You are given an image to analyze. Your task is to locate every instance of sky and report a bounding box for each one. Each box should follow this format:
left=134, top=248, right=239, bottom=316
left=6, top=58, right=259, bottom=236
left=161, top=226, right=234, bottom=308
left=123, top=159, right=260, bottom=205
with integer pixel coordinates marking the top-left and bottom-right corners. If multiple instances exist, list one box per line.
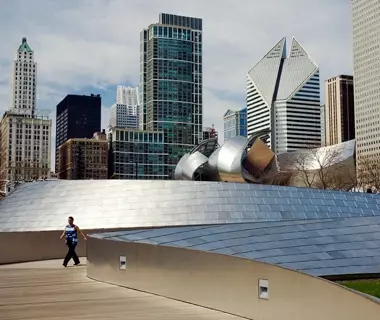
left=0, top=0, right=353, bottom=168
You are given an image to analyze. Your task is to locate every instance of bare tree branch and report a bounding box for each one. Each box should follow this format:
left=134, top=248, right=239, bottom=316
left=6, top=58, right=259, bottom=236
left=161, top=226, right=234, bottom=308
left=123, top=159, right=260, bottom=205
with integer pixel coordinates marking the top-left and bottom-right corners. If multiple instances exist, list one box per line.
left=277, top=145, right=356, bottom=191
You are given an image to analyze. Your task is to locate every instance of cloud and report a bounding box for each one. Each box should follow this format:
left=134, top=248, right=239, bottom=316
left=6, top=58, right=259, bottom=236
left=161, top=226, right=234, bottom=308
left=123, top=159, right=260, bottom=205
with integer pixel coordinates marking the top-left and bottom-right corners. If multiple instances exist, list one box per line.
left=0, top=0, right=353, bottom=166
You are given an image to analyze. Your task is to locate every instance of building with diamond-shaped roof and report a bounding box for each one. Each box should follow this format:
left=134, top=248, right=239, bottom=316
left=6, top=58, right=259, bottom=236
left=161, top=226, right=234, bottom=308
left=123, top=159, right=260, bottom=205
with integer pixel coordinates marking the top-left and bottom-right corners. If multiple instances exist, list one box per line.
left=247, top=37, right=320, bottom=153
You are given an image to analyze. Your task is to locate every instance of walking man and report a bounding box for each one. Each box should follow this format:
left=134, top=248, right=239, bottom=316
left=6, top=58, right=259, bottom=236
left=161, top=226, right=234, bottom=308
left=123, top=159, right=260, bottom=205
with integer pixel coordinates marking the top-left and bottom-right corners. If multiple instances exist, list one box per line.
left=60, top=216, right=87, bottom=267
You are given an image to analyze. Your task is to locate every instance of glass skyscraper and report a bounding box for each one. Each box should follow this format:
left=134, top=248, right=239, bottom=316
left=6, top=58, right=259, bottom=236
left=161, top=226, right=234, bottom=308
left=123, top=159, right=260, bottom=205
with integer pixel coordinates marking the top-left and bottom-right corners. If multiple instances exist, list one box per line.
left=140, top=13, right=203, bottom=178
left=108, top=128, right=167, bottom=180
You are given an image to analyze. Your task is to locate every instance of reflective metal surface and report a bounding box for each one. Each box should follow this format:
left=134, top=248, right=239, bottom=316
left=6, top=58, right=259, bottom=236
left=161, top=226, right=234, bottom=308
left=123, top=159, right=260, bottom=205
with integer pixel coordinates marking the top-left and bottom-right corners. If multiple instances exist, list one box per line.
left=100, top=216, right=380, bottom=277
left=0, top=180, right=379, bottom=232
left=278, top=139, right=356, bottom=171
left=174, top=153, right=189, bottom=180
left=175, top=136, right=355, bottom=184
left=87, top=234, right=380, bottom=320
left=181, top=151, right=208, bottom=180
left=189, top=138, right=219, bottom=158
left=175, top=139, right=219, bottom=181
left=218, top=136, right=247, bottom=182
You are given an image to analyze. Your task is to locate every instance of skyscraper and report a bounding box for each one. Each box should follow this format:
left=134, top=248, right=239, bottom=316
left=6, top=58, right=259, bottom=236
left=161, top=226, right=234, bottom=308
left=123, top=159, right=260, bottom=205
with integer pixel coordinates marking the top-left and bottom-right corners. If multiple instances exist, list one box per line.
left=55, top=94, right=101, bottom=172
left=320, top=105, right=326, bottom=147
left=352, top=0, right=380, bottom=163
left=246, top=37, right=321, bottom=153
left=11, top=37, right=37, bottom=116
left=108, top=128, right=167, bottom=180
left=0, top=38, right=51, bottom=193
left=223, top=108, right=247, bottom=141
left=140, top=13, right=203, bottom=178
left=110, top=86, right=139, bottom=129
left=109, top=104, right=139, bottom=129
left=117, top=85, right=139, bottom=105
left=324, top=75, right=355, bottom=146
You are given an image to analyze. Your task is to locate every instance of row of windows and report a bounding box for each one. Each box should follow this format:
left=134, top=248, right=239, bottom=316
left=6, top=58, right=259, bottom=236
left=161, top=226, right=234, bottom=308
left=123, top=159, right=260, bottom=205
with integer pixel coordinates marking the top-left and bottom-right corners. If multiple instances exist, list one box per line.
left=152, top=38, right=194, bottom=62
left=160, top=14, right=202, bottom=31
left=151, top=26, right=192, bottom=41
left=113, top=131, right=164, bottom=143
left=114, top=154, right=166, bottom=164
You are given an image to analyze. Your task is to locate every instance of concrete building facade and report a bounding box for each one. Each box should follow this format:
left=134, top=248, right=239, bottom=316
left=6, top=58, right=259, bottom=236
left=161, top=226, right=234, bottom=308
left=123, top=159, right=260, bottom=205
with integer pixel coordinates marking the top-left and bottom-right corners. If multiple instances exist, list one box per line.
left=58, top=131, right=108, bottom=180
left=0, top=112, right=51, bottom=186
left=0, top=38, right=51, bottom=194
left=140, top=13, right=203, bottom=178
left=109, top=104, right=139, bottom=129
left=116, top=85, right=139, bottom=105
left=10, top=37, right=36, bottom=116
left=321, top=105, right=325, bottom=146
left=352, top=0, right=380, bottom=163
left=325, top=75, right=355, bottom=146
left=110, top=86, right=140, bottom=129
left=247, top=37, right=321, bottom=153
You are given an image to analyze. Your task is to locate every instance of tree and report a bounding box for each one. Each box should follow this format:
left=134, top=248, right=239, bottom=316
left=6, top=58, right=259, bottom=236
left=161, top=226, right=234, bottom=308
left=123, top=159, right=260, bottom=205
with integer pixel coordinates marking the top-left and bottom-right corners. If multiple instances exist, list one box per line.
left=278, top=144, right=357, bottom=191
left=357, top=158, right=380, bottom=193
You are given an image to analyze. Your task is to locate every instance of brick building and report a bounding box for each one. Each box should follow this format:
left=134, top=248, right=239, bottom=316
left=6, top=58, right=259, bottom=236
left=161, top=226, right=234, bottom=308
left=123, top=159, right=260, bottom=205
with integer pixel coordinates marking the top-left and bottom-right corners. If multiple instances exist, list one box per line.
left=58, top=131, right=108, bottom=180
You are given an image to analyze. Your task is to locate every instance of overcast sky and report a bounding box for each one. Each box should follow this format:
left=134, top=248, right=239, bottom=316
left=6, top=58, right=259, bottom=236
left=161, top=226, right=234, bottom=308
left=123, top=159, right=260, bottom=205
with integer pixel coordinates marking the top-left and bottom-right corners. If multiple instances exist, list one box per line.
left=0, top=0, right=352, bottom=166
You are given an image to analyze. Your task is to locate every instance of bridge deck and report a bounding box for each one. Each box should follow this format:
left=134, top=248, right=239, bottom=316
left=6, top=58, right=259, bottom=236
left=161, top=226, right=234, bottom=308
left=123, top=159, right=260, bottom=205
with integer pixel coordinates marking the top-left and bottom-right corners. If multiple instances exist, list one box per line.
left=0, top=259, right=242, bottom=320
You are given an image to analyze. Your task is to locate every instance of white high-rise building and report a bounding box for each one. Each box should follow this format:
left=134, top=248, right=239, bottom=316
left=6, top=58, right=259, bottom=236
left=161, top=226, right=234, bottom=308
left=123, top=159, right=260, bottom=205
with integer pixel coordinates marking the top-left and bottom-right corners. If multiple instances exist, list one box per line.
left=321, top=105, right=326, bottom=146
left=109, top=104, right=139, bottom=129
left=0, top=38, right=51, bottom=194
left=11, top=37, right=37, bottom=116
left=246, top=37, right=321, bottom=153
left=116, top=86, right=139, bottom=105
left=110, top=86, right=140, bottom=129
left=352, top=0, right=380, bottom=163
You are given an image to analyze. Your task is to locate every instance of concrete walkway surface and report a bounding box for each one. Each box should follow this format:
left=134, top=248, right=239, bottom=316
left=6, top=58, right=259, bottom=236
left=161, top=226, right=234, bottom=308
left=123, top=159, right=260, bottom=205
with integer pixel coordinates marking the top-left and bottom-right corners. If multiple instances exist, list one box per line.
left=0, top=259, right=242, bottom=320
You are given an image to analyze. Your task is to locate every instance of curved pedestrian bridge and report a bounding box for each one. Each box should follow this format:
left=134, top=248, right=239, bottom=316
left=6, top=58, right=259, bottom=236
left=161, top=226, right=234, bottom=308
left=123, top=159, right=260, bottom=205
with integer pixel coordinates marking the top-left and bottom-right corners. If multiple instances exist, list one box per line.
left=0, top=259, right=242, bottom=320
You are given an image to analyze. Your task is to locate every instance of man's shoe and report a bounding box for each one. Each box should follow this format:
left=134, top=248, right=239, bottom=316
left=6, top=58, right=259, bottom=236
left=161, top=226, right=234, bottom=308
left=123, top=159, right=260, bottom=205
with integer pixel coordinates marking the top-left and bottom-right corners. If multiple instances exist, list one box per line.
left=63, top=264, right=67, bottom=267
left=74, top=262, right=80, bottom=266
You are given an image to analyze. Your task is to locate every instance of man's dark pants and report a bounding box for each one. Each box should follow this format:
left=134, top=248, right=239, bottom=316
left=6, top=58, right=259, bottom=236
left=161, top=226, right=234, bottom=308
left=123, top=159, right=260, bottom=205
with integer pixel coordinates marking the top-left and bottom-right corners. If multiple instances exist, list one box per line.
left=63, top=240, right=80, bottom=266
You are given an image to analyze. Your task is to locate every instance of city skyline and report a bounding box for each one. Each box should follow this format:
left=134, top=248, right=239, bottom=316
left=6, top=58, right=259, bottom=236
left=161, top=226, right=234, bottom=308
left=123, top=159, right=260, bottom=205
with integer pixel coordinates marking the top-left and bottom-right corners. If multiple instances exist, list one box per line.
left=0, top=0, right=352, bottom=148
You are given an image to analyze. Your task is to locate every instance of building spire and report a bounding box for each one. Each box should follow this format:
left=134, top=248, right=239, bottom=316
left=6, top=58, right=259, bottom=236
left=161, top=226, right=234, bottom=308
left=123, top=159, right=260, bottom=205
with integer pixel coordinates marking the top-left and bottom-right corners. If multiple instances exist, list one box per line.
left=18, top=37, right=33, bottom=52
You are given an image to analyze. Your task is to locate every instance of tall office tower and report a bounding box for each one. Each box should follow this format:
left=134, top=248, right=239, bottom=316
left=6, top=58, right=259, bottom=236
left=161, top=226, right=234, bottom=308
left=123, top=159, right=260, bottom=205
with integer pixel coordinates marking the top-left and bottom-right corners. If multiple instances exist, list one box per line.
left=324, top=75, right=355, bottom=146
left=246, top=37, right=321, bottom=153
left=140, top=13, right=203, bottom=178
left=55, top=94, right=101, bottom=172
left=109, top=104, right=139, bottom=129
left=223, top=108, right=247, bottom=141
left=0, top=38, right=51, bottom=193
left=110, top=86, right=140, bottom=129
left=108, top=128, right=167, bottom=180
left=117, top=86, right=139, bottom=105
left=352, top=0, right=380, bottom=163
left=11, top=37, right=37, bottom=117
left=320, top=105, right=326, bottom=146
